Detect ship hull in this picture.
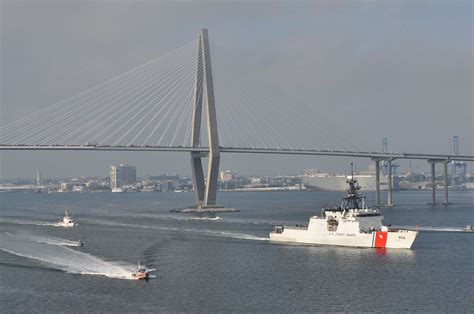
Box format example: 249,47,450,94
56,222,75,227
132,272,149,280
303,175,388,191
270,229,417,249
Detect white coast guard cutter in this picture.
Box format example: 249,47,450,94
270,167,418,249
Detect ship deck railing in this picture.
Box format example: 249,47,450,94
360,227,410,234
283,225,308,230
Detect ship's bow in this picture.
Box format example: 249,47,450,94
386,230,418,249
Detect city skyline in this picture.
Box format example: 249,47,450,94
0,161,468,181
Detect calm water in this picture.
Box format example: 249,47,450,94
1,190,473,312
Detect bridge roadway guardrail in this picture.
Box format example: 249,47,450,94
0,144,473,161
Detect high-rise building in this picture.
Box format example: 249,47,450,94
110,164,136,189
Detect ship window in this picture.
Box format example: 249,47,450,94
327,219,338,232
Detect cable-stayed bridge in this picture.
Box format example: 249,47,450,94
1,29,473,209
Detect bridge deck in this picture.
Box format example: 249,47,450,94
1,145,472,161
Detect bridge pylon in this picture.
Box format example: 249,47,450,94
190,29,221,209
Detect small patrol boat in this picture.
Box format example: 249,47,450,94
131,261,152,280
270,165,418,249
56,209,75,227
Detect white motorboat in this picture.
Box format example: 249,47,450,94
56,209,76,227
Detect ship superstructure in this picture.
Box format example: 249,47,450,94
270,166,417,249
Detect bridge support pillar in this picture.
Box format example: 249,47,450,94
386,159,394,207
190,29,221,209
428,161,437,205
374,159,381,207
443,161,450,205
191,153,205,205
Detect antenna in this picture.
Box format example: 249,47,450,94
350,162,354,180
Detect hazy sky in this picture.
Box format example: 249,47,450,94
1,0,472,178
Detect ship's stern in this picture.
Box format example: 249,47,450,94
269,226,284,241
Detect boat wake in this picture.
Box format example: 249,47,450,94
0,218,57,226
97,212,279,226
6,233,82,247
0,233,134,279
191,216,222,221
196,229,269,241
395,225,474,233
89,219,269,242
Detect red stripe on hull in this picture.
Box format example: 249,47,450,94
374,231,388,248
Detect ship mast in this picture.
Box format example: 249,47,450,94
342,163,366,210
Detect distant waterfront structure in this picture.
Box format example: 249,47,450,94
110,164,137,189
35,170,42,185
219,170,237,182
35,170,42,192
451,136,467,188
302,167,389,191
60,182,73,192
